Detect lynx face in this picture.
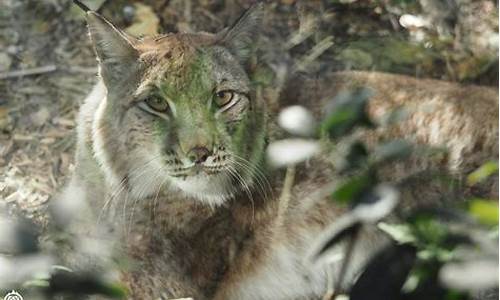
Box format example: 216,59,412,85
86,7,266,205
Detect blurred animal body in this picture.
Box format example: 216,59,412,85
60,3,498,299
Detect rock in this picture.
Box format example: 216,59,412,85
0,52,12,72
31,107,50,127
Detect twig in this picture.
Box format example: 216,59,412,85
323,264,336,300
274,166,296,232
0,65,57,80
184,0,192,24
181,0,193,33
332,228,360,299
285,8,319,50
201,10,223,26
63,66,98,74
294,36,334,72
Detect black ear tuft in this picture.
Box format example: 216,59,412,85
217,3,264,61
73,0,91,12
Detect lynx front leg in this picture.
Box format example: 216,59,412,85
121,257,203,300
213,241,330,300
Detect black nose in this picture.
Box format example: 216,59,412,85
187,146,211,164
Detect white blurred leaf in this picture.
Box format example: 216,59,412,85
0,254,53,289
50,183,87,226
399,14,429,28
354,184,399,222
306,213,360,264
278,105,316,136
266,139,320,167
378,222,416,245
308,185,399,263
440,259,499,291
0,216,38,254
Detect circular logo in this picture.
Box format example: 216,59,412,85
3,291,23,300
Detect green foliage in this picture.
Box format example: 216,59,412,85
469,199,499,226
467,161,498,186
337,38,436,74
321,88,374,139
378,222,416,244
339,141,369,172
371,140,412,165
331,172,376,204
410,216,448,248
380,216,455,263
445,289,468,300
100,283,128,298
47,270,128,299
314,81,497,300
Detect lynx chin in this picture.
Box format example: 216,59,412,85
56,2,498,300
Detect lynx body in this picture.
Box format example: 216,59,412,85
61,4,498,300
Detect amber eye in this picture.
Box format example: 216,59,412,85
145,96,169,112
214,91,234,107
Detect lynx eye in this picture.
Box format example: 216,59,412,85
145,96,169,113
214,91,234,107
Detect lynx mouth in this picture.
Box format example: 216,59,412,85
169,164,228,179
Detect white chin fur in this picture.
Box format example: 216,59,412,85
171,173,235,206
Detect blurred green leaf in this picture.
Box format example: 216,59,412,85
338,48,373,69
101,283,128,298
321,88,374,139
48,270,128,299
467,161,498,185
417,247,454,262
23,278,50,288
402,272,420,293
331,172,376,204
469,199,499,226
372,140,412,164
445,289,468,300
378,222,416,244
338,141,369,172
403,264,433,293
411,216,448,246
336,37,437,74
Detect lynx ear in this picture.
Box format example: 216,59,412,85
218,3,263,61
85,11,139,85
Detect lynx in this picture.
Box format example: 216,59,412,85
59,2,498,299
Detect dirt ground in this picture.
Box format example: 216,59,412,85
0,0,498,227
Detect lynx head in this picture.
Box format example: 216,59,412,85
86,5,267,206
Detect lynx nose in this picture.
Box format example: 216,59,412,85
187,146,211,164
